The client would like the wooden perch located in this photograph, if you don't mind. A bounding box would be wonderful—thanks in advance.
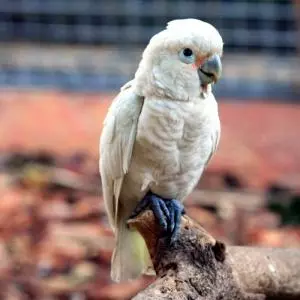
[128,211,300,300]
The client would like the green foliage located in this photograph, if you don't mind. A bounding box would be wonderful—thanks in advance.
[268,195,300,225]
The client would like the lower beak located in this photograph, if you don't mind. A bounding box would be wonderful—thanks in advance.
[198,54,222,85]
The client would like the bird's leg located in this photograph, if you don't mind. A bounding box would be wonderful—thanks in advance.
[130,192,170,231]
[130,192,185,244]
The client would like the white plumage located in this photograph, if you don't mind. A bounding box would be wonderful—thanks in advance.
[99,18,223,282]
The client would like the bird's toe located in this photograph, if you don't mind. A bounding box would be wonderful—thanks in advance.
[166,199,184,244]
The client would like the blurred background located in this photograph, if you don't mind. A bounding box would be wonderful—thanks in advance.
[0,0,299,299]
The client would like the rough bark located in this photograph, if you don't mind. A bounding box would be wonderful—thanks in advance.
[128,211,300,300]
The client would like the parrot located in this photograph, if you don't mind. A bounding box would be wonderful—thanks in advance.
[99,18,223,282]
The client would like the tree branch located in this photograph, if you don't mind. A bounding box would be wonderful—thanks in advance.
[128,211,300,300]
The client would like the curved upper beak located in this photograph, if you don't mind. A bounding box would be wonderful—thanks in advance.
[198,54,222,85]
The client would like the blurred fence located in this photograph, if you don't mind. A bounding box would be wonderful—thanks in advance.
[0,0,298,54]
[0,0,299,99]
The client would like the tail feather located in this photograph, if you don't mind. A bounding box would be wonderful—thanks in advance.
[111,220,153,282]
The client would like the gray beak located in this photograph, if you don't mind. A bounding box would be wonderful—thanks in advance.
[198,54,222,85]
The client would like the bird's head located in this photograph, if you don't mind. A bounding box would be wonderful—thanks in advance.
[134,19,223,100]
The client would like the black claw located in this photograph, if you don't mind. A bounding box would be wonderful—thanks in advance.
[168,202,175,233]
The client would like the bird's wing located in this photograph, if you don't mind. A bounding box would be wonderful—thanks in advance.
[205,106,221,167]
[99,81,144,228]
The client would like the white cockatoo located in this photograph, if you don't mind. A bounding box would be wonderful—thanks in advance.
[99,18,223,282]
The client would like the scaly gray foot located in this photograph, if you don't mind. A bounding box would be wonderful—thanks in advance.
[130,192,185,244]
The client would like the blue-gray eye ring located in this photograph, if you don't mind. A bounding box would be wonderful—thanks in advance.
[179,48,195,64]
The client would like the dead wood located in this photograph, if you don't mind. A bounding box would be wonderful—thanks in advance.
[128,211,300,300]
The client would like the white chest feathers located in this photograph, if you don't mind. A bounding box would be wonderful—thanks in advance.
[129,96,220,199]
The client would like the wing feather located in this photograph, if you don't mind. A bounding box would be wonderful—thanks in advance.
[99,82,144,228]
[205,110,221,167]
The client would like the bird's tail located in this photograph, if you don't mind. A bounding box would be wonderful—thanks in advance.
[111,218,154,282]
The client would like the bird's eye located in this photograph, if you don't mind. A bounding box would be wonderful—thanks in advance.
[179,48,195,64]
